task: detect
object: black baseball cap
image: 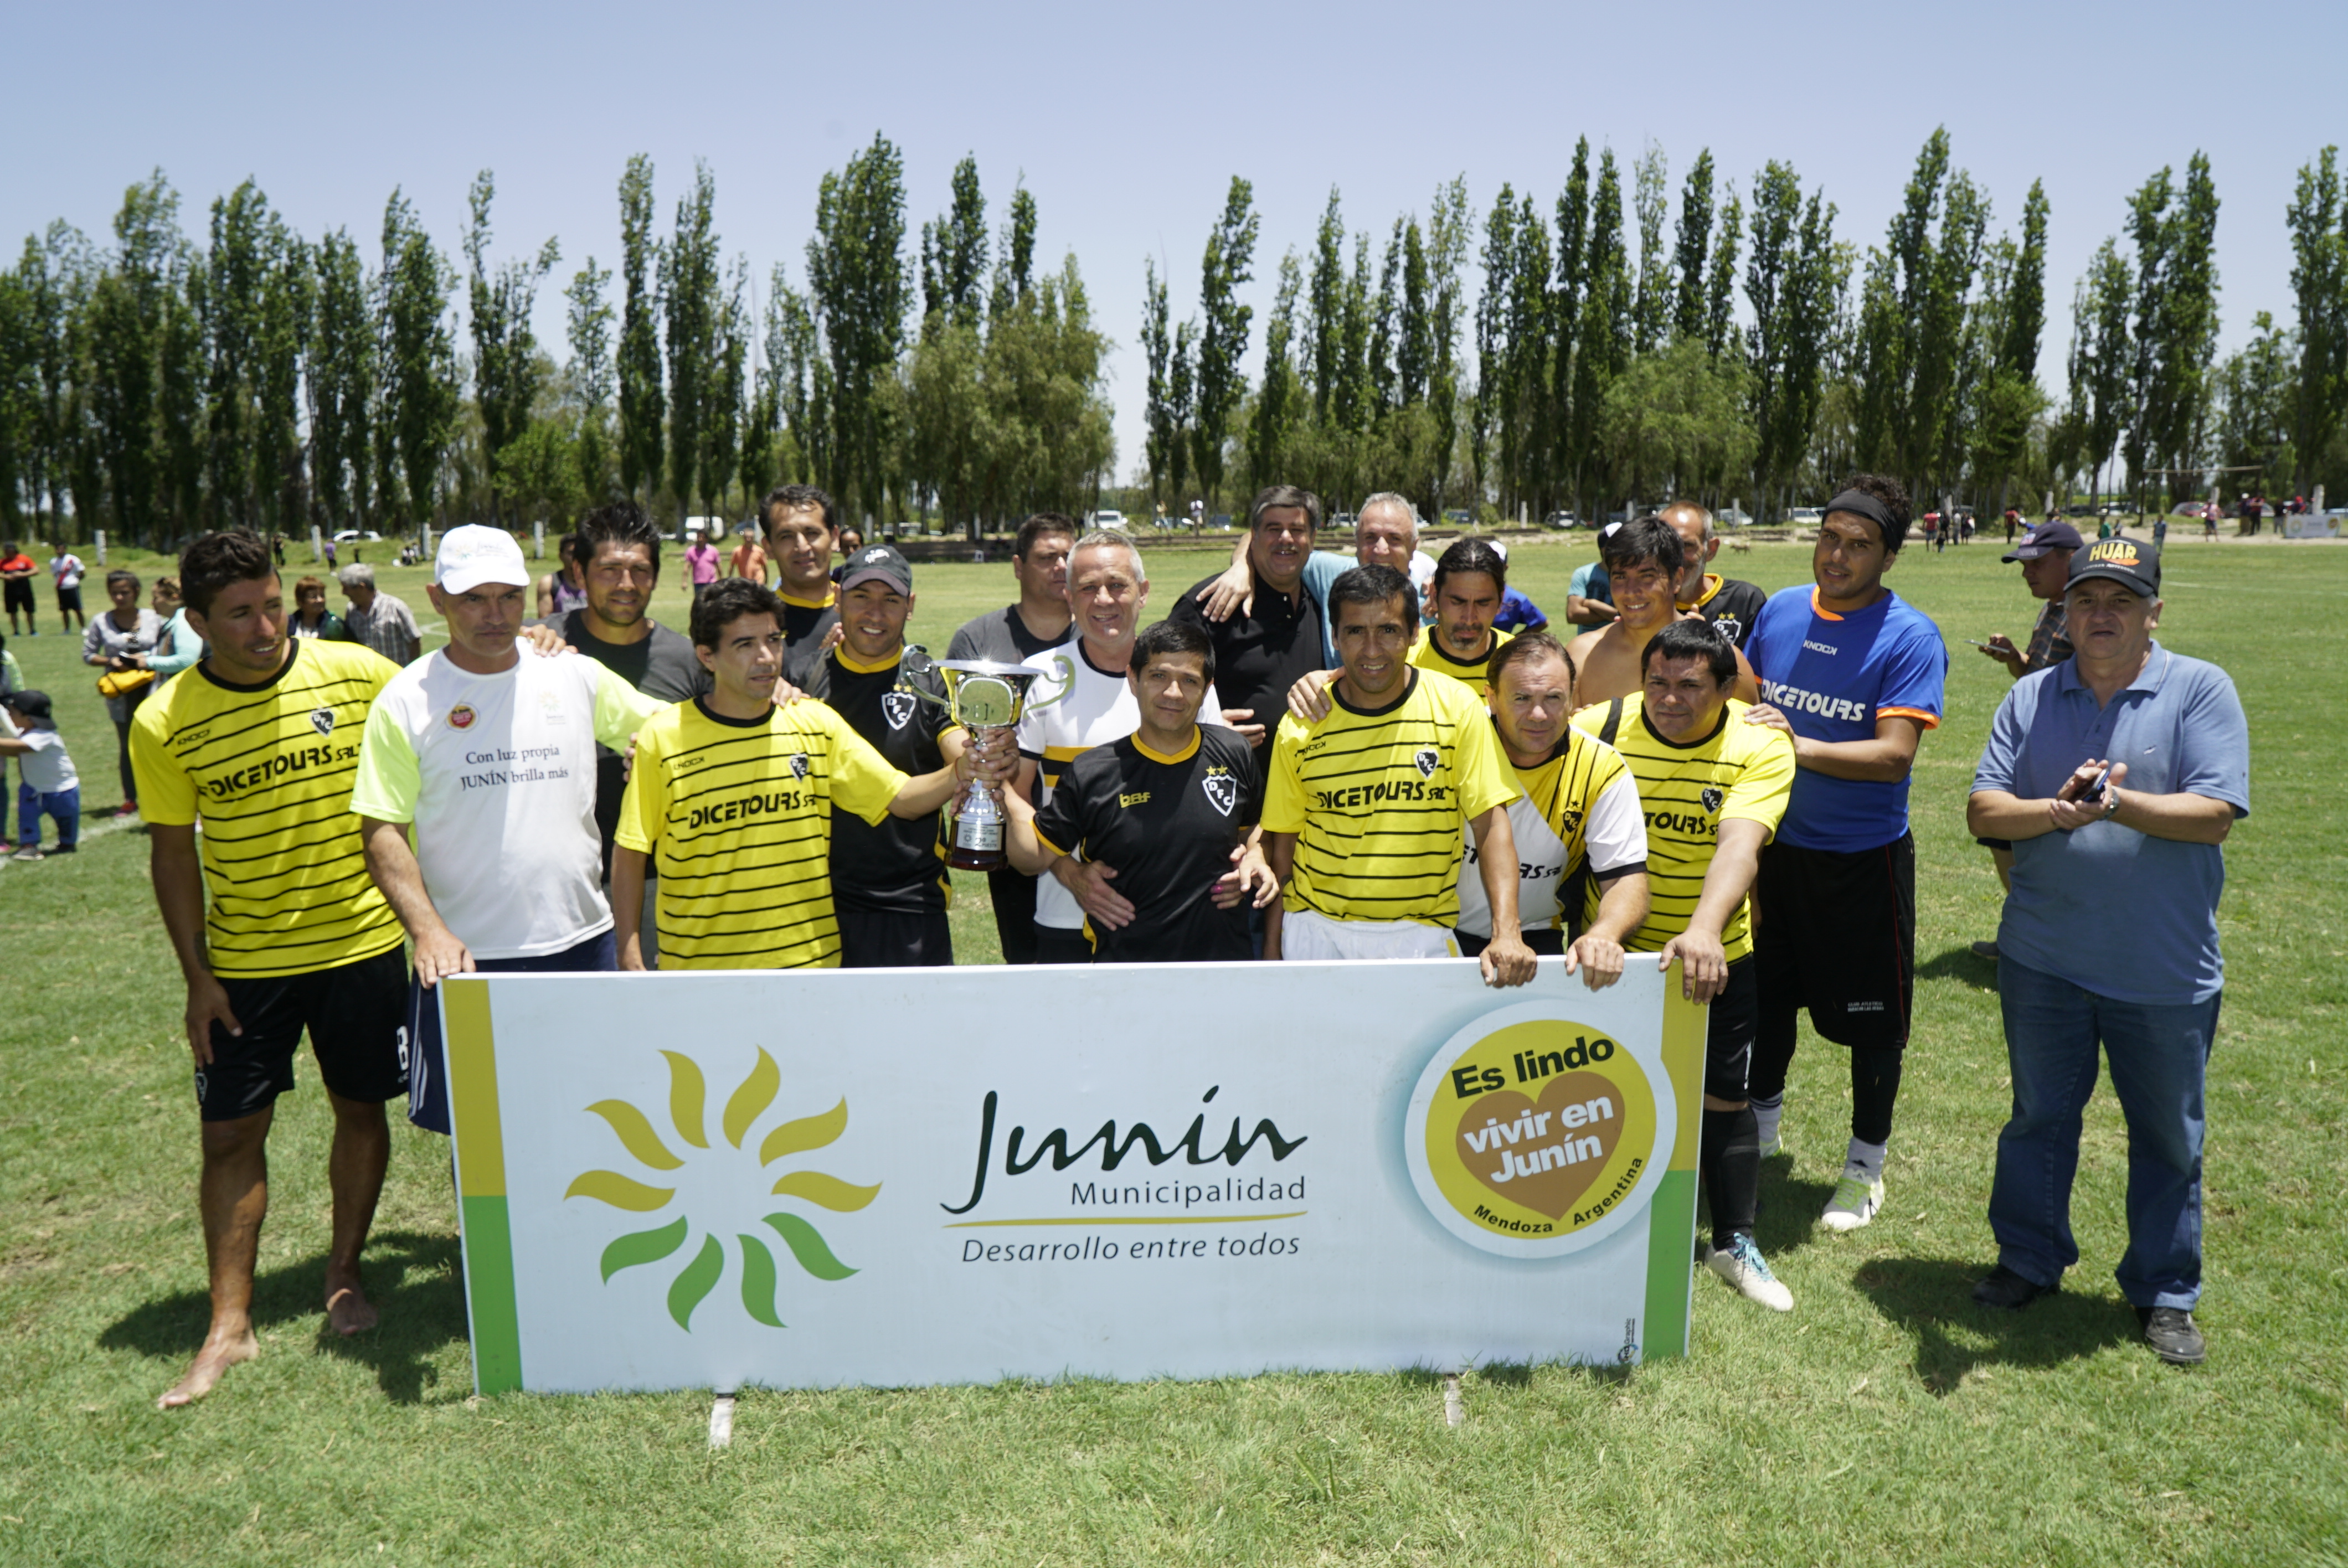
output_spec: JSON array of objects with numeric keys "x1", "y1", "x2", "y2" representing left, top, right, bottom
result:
[
  {"x1": 2002, "y1": 520, "x2": 2083, "y2": 561},
  {"x1": 4, "y1": 689, "x2": 52, "y2": 720},
  {"x1": 838, "y1": 544, "x2": 913, "y2": 595},
  {"x1": 2067, "y1": 537, "x2": 2160, "y2": 597}
]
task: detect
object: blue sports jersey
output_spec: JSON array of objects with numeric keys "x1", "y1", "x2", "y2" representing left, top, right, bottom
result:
[{"x1": 1743, "y1": 585, "x2": 1948, "y2": 852}]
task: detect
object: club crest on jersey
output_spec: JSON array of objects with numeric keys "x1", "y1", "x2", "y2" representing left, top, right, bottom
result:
[
  {"x1": 1712, "y1": 617, "x2": 1742, "y2": 643},
  {"x1": 1701, "y1": 786, "x2": 1724, "y2": 814},
  {"x1": 1202, "y1": 773, "x2": 1238, "y2": 817},
  {"x1": 308, "y1": 708, "x2": 336, "y2": 738},
  {"x1": 788, "y1": 752, "x2": 810, "y2": 781},
  {"x1": 447, "y1": 704, "x2": 477, "y2": 731},
  {"x1": 1413, "y1": 747, "x2": 1439, "y2": 779},
  {"x1": 881, "y1": 691, "x2": 915, "y2": 731}
]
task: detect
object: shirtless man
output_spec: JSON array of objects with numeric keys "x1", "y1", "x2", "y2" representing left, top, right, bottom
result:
[{"x1": 1565, "y1": 514, "x2": 1757, "y2": 708}]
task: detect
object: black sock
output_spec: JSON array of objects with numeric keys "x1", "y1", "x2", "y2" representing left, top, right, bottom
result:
[
  {"x1": 1701, "y1": 1105, "x2": 1760, "y2": 1250},
  {"x1": 1851, "y1": 1045, "x2": 1904, "y2": 1146}
]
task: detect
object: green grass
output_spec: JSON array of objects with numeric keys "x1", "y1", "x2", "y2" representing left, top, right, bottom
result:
[{"x1": 2, "y1": 534, "x2": 2343, "y2": 1565}]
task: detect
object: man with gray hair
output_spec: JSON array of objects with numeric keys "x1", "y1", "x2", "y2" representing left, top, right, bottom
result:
[
  {"x1": 1194, "y1": 490, "x2": 1438, "y2": 667},
  {"x1": 1015, "y1": 529, "x2": 1234, "y2": 962},
  {"x1": 1662, "y1": 501, "x2": 1767, "y2": 650},
  {"x1": 337, "y1": 564, "x2": 422, "y2": 667}
]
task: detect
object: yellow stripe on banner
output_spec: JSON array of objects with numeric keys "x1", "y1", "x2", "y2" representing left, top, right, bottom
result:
[
  {"x1": 946, "y1": 1211, "x2": 1307, "y2": 1229},
  {"x1": 1659, "y1": 973, "x2": 1705, "y2": 1174},
  {"x1": 443, "y1": 978, "x2": 507, "y2": 1199}
]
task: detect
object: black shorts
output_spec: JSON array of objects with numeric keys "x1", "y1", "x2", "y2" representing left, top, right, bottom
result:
[
  {"x1": 3, "y1": 579, "x2": 32, "y2": 614},
  {"x1": 837, "y1": 905, "x2": 953, "y2": 968},
  {"x1": 990, "y1": 868, "x2": 1038, "y2": 964},
  {"x1": 1707, "y1": 954, "x2": 1758, "y2": 1101},
  {"x1": 55, "y1": 585, "x2": 83, "y2": 613},
  {"x1": 1753, "y1": 833, "x2": 1915, "y2": 1049},
  {"x1": 1033, "y1": 925, "x2": 1093, "y2": 965},
  {"x1": 1454, "y1": 927, "x2": 1567, "y2": 958},
  {"x1": 197, "y1": 946, "x2": 409, "y2": 1122}
]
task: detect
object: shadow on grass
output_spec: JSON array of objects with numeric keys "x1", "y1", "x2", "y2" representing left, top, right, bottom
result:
[
  {"x1": 98, "y1": 1229, "x2": 468, "y2": 1404},
  {"x1": 1916, "y1": 944, "x2": 2000, "y2": 989},
  {"x1": 1851, "y1": 1256, "x2": 2131, "y2": 1396},
  {"x1": 1752, "y1": 1157, "x2": 1837, "y2": 1259}
]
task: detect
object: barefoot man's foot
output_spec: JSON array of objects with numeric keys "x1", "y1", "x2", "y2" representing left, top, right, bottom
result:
[
  {"x1": 158, "y1": 1327, "x2": 259, "y2": 1410},
  {"x1": 325, "y1": 1279, "x2": 378, "y2": 1337}
]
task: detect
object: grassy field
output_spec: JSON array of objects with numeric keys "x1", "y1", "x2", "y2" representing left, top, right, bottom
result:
[{"x1": 1, "y1": 531, "x2": 2342, "y2": 1565}]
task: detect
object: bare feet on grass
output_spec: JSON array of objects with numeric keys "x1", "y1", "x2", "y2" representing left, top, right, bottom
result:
[
  {"x1": 157, "y1": 1325, "x2": 259, "y2": 1409},
  {"x1": 325, "y1": 1275, "x2": 378, "y2": 1337}
]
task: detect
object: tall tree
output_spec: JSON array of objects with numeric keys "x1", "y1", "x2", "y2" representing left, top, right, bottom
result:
[
  {"x1": 661, "y1": 161, "x2": 720, "y2": 522},
  {"x1": 1309, "y1": 189, "x2": 1345, "y2": 425},
  {"x1": 1672, "y1": 149, "x2": 1717, "y2": 345},
  {"x1": 2287, "y1": 146, "x2": 2347, "y2": 493},
  {"x1": 1141, "y1": 254, "x2": 1181, "y2": 513},
  {"x1": 2215, "y1": 310, "x2": 2296, "y2": 492},
  {"x1": 2124, "y1": 155, "x2": 2221, "y2": 511},
  {"x1": 1190, "y1": 177, "x2": 1258, "y2": 509},
  {"x1": 465, "y1": 169, "x2": 561, "y2": 527},
  {"x1": 1423, "y1": 176, "x2": 1471, "y2": 515},
  {"x1": 310, "y1": 228, "x2": 374, "y2": 528},
  {"x1": 615, "y1": 154, "x2": 665, "y2": 504},
  {"x1": 1570, "y1": 149, "x2": 1632, "y2": 508},
  {"x1": 806, "y1": 132, "x2": 910, "y2": 527},
  {"x1": 1248, "y1": 251, "x2": 1302, "y2": 488},
  {"x1": 1703, "y1": 183, "x2": 1743, "y2": 362},
  {"x1": 1472, "y1": 185, "x2": 1518, "y2": 509},
  {"x1": 991, "y1": 183, "x2": 1037, "y2": 320},
  {"x1": 1630, "y1": 143, "x2": 1671, "y2": 354},
  {"x1": 86, "y1": 172, "x2": 182, "y2": 543},
  {"x1": 2068, "y1": 239, "x2": 2135, "y2": 504},
  {"x1": 920, "y1": 156, "x2": 988, "y2": 331},
  {"x1": 700, "y1": 257, "x2": 749, "y2": 514},
  {"x1": 377, "y1": 187, "x2": 461, "y2": 529},
  {"x1": 564, "y1": 256, "x2": 615, "y2": 503}
]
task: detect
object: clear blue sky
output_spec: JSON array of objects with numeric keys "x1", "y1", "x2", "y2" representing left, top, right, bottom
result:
[{"x1": 9, "y1": 0, "x2": 2342, "y2": 491}]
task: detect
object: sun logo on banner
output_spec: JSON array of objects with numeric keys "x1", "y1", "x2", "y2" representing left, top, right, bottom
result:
[{"x1": 563, "y1": 1049, "x2": 880, "y2": 1330}]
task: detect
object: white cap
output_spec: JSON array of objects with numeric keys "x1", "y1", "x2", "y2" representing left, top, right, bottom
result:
[
  {"x1": 1486, "y1": 539, "x2": 1509, "y2": 560},
  {"x1": 435, "y1": 525, "x2": 531, "y2": 594}
]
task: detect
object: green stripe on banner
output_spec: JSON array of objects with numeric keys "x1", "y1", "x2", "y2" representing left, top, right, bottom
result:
[
  {"x1": 1641, "y1": 1170, "x2": 1698, "y2": 1360},
  {"x1": 460, "y1": 1195, "x2": 524, "y2": 1394}
]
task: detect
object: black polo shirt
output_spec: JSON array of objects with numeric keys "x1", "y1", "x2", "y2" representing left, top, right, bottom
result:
[
  {"x1": 535, "y1": 610, "x2": 712, "y2": 876},
  {"x1": 1682, "y1": 575, "x2": 1769, "y2": 650},
  {"x1": 802, "y1": 646, "x2": 955, "y2": 915},
  {"x1": 1168, "y1": 569, "x2": 1323, "y2": 755},
  {"x1": 1031, "y1": 725, "x2": 1260, "y2": 963}
]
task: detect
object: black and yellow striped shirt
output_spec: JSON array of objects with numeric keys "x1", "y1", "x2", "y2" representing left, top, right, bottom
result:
[
  {"x1": 128, "y1": 638, "x2": 405, "y2": 977},
  {"x1": 1407, "y1": 625, "x2": 1513, "y2": 700},
  {"x1": 615, "y1": 697, "x2": 908, "y2": 969},
  {"x1": 1264, "y1": 669, "x2": 1516, "y2": 929},
  {"x1": 1568, "y1": 695, "x2": 1792, "y2": 960}
]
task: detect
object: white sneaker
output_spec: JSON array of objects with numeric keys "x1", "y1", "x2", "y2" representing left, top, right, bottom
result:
[
  {"x1": 1821, "y1": 1170, "x2": 1884, "y2": 1232},
  {"x1": 1706, "y1": 1232, "x2": 1794, "y2": 1311}
]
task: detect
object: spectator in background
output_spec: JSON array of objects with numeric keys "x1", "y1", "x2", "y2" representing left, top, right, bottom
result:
[
  {"x1": 288, "y1": 576, "x2": 353, "y2": 641},
  {"x1": 538, "y1": 533, "x2": 588, "y2": 618},
  {"x1": 831, "y1": 526, "x2": 866, "y2": 583},
  {"x1": 338, "y1": 564, "x2": 423, "y2": 667},
  {"x1": 82, "y1": 569, "x2": 164, "y2": 816},
  {"x1": 729, "y1": 523, "x2": 770, "y2": 585},
  {"x1": 51, "y1": 541, "x2": 87, "y2": 633},
  {"x1": 2244, "y1": 495, "x2": 2264, "y2": 537},
  {"x1": 683, "y1": 528, "x2": 720, "y2": 608},
  {"x1": 2, "y1": 689, "x2": 79, "y2": 861},
  {"x1": 1663, "y1": 501, "x2": 1768, "y2": 649},
  {"x1": 1969, "y1": 519, "x2": 2081, "y2": 961},
  {"x1": 150, "y1": 577, "x2": 204, "y2": 685},
  {"x1": 1567, "y1": 531, "x2": 1618, "y2": 627},
  {"x1": 1964, "y1": 538, "x2": 2247, "y2": 1368},
  {"x1": 0, "y1": 639, "x2": 24, "y2": 843},
  {"x1": 2, "y1": 541, "x2": 35, "y2": 636}
]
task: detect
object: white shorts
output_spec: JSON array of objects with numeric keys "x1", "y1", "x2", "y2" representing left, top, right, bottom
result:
[{"x1": 1281, "y1": 909, "x2": 1460, "y2": 962}]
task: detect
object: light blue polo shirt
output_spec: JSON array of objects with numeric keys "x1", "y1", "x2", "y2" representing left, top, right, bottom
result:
[{"x1": 1971, "y1": 642, "x2": 2249, "y2": 1005}]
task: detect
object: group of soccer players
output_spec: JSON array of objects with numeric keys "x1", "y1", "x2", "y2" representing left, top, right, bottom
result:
[{"x1": 133, "y1": 472, "x2": 1945, "y2": 1406}]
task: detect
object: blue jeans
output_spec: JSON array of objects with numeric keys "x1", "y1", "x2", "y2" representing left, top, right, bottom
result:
[
  {"x1": 1988, "y1": 956, "x2": 2220, "y2": 1309},
  {"x1": 17, "y1": 781, "x2": 79, "y2": 849}
]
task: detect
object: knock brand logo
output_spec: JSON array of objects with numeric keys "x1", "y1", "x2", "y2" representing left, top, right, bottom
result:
[
  {"x1": 565, "y1": 1049, "x2": 881, "y2": 1330},
  {"x1": 1404, "y1": 1002, "x2": 1671, "y2": 1258}
]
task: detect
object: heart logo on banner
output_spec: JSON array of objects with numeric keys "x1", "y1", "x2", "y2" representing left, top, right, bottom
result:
[{"x1": 1454, "y1": 1071, "x2": 1625, "y2": 1219}]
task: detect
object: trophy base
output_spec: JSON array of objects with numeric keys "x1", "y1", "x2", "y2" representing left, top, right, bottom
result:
[{"x1": 950, "y1": 846, "x2": 1007, "y2": 873}]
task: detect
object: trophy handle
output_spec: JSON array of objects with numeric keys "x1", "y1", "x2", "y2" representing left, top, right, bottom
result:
[
  {"x1": 1022, "y1": 653, "x2": 1077, "y2": 715},
  {"x1": 897, "y1": 644, "x2": 954, "y2": 709}
]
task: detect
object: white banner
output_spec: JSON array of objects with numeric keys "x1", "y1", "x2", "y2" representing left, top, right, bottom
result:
[{"x1": 441, "y1": 958, "x2": 1703, "y2": 1396}]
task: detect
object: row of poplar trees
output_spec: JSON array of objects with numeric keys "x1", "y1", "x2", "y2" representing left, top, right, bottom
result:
[{"x1": 4, "y1": 132, "x2": 2346, "y2": 545}]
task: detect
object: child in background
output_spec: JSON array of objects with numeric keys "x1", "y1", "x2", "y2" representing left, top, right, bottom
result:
[{"x1": 1, "y1": 689, "x2": 80, "y2": 862}]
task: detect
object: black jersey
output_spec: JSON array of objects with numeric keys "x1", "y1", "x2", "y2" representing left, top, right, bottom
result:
[
  {"x1": 1031, "y1": 725, "x2": 1260, "y2": 963},
  {"x1": 807, "y1": 646, "x2": 955, "y2": 915},
  {"x1": 1684, "y1": 575, "x2": 1769, "y2": 650},
  {"x1": 781, "y1": 589, "x2": 842, "y2": 689}
]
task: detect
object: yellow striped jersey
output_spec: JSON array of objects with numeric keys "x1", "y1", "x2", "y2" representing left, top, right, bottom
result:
[
  {"x1": 1264, "y1": 669, "x2": 1516, "y2": 929},
  {"x1": 1407, "y1": 625, "x2": 1513, "y2": 699},
  {"x1": 616, "y1": 697, "x2": 908, "y2": 969},
  {"x1": 1568, "y1": 694, "x2": 1793, "y2": 960},
  {"x1": 128, "y1": 638, "x2": 405, "y2": 977},
  {"x1": 1455, "y1": 724, "x2": 1646, "y2": 939}
]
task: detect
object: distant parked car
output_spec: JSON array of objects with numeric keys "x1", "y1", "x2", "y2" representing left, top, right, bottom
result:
[
  {"x1": 1087, "y1": 509, "x2": 1129, "y2": 531},
  {"x1": 1327, "y1": 510, "x2": 1355, "y2": 533},
  {"x1": 1786, "y1": 507, "x2": 1823, "y2": 527},
  {"x1": 1543, "y1": 510, "x2": 1580, "y2": 529},
  {"x1": 332, "y1": 529, "x2": 383, "y2": 543},
  {"x1": 1714, "y1": 506, "x2": 1752, "y2": 528},
  {"x1": 1208, "y1": 514, "x2": 1233, "y2": 530},
  {"x1": 1442, "y1": 509, "x2": 1472, "y2": 529}
]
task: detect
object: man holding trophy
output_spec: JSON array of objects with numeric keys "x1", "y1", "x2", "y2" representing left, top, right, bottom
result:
[
  {"x1": 1011, "y1": 530, "x2": 1237, "y2": 964},
  {"x1": 610, "y1": 579, "x2": 1004, "y2": 971}
]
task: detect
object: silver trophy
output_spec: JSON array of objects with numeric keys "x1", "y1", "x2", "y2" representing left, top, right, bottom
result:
[{"x1": 900, "y1": 646, "x2": 1073, "y2": 871}]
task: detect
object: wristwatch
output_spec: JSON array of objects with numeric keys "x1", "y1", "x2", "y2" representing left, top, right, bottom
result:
[{"x1": 2100, "y1": 787, "x2": 2122, "y2": 821}]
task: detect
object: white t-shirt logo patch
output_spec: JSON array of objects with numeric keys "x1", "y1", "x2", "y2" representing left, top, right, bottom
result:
[
  {"x1": 881, "y1": 692, "x2": 915, "y2": 731},
  {"x1": 1202, "y1": 773, "x2": 1238, "y2": 817},
  {"x1": 1413, "y1": 747, "x2": 1439, "y2": 778},
  {"x1": 788, "y1": 752, "x2": 810, "y2": 781},
  {"x1": 309, "y1": 708, "x2": 336, "y2": 737}
]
